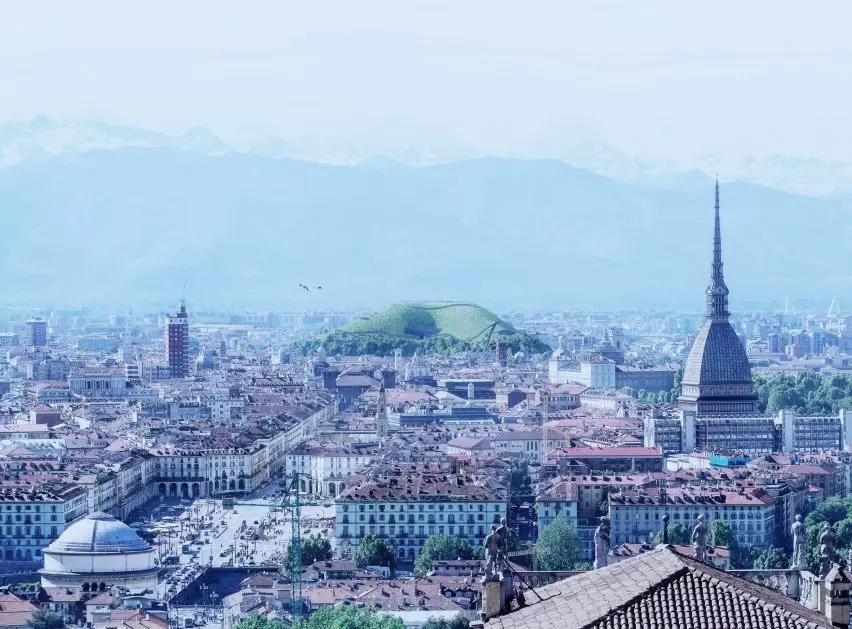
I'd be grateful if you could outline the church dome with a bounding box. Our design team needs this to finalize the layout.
[47,512,150,554]
[682,321,753,387]
[678,181,758,417]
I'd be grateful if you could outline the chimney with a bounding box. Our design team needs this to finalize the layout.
[824,565,852,628]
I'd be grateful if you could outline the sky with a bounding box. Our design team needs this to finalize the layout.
[2,1,852,162]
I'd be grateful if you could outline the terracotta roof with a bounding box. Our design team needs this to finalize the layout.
[553,447,662,458]
[0,594,37,628]
[485,547,831,629]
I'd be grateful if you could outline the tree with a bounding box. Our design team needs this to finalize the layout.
[510,459,533,506]
[835,518,852,551]
[236,615,287,629]
[354,534,397,575]
[654,522,690,546]
[805,496,851,529]
[534,514,582,571]
[671,364,684,399]
[415,534,481,574]
[706,520,761,569]
[27,612,65,629]
[753,547,790,570]
[707,521,735,548]
[293,606,404,629]
[735,544,762,570]
[421,615,471,629]
[284,532,332,569]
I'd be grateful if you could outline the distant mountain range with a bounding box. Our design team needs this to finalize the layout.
[4,116,852,198]
[0,116,233,168]
[1,143,850,312]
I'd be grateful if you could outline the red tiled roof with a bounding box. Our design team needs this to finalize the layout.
[485,547,832,629]
[553,447,661,458]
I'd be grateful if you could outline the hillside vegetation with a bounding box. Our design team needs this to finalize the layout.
[341,302,517,341]
[293,302,548,357]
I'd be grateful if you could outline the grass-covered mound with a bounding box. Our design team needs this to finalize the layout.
[341,302,517,341]
[294,302,549,357]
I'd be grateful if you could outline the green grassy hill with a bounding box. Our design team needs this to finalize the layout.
[342,302,518,341]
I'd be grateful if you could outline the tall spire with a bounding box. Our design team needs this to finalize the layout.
[706,179,730,320]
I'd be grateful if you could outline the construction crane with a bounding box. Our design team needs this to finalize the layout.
[222,471,310,621]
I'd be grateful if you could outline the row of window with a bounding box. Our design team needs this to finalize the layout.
[0,505,59,512]
[0,525,58,537]
[348,513,487,523]
[611,510,767,521]
[1,515,58,523]
[343,524,489,537]
[351,503,499,512]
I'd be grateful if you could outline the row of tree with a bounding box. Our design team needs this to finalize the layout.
[752,371,852,416]
[802,496,852,573]
[239,607,471,629]
[621,387,675,404]
[671,365,852,416]
[530,514,792,572]
[292,331,549,358]
[653,520,789,569]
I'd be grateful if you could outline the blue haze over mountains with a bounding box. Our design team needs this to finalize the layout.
[1,118,850,312]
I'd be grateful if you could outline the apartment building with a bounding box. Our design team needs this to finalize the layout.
[335,464,507,562]
[283,441,378,497]
[608,486,776,548]
[0,485,88,563]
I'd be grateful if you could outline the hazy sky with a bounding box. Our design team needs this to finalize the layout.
[3,1,852,161]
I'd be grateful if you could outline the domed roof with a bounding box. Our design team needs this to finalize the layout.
[47,512,150,554]
[682,320,753,387]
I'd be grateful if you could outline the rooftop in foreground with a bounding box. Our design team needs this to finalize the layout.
[485,546,833,629]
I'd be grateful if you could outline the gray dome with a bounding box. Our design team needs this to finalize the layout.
[683,320,753,386]
[47,512,150,554]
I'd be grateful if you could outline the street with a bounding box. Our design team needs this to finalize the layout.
[140,483,336,602]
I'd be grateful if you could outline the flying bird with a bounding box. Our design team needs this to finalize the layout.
[299,284,310,292]
[317,286,323,290]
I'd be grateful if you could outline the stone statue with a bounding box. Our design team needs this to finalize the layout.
[692,514,708,563]
[820,522,837,578]
[594,516,611,569]
[495,517,509,570]
[791,514,807,570]
[483,524,500,582]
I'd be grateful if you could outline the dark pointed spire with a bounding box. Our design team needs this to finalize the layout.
[706,179,730,320]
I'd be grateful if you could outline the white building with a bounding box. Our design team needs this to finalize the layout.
[336,464,507,563]
[40,512,158,593]
[283,441,378,497]
[0,485,88,563]
[490,430,570,464]
[69,369,127,398]
[608,487,776,548]
[549,354,616,389]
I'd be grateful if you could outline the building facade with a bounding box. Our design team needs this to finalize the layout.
[0,485,88,563]
[336,465,506,563]
[609,486,776,548]
[25,319,47,348]
[165,301,190,378]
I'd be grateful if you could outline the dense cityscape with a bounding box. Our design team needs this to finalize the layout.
[0,182,848,629]
[6,3,852,629]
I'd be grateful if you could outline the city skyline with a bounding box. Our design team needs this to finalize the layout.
[3,6,852,628]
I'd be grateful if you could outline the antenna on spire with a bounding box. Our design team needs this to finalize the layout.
[829,296,839,317]
[706,179,729,320]
[714,175,720,210]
